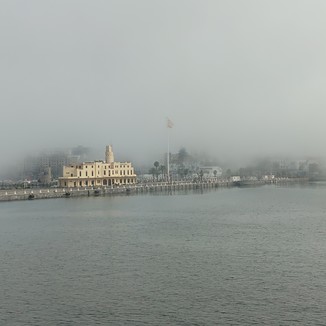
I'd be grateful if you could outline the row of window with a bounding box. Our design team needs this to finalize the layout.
[82,164,131,169]
[64,178,135,187]
[75,170,133,177]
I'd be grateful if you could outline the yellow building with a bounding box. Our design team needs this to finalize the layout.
[58,145,136,188]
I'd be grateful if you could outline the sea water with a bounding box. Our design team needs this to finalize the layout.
[1,184,326,325]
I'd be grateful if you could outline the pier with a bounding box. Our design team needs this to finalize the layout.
[0,178,308,202]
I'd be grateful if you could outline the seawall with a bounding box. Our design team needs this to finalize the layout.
[0,178,308,202]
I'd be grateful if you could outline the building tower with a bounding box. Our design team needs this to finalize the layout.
[105,145,114,164]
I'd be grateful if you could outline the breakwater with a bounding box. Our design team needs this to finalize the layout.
[0,178,308,202]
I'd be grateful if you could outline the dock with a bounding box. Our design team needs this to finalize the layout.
[0,178,308,202]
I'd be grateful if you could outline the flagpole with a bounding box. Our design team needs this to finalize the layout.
[166,118,173,183]
[167,126,170,182]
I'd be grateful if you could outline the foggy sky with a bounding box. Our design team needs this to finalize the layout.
[1,0,326,168]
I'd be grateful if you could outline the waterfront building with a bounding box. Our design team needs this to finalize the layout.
[58,145,137,188]
[199,166,223,178]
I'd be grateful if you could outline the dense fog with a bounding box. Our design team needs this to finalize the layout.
[1,0,326,171]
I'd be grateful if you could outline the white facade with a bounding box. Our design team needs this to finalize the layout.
[58,146,136,188]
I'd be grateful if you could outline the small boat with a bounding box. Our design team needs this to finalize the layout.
[28,194,35,200]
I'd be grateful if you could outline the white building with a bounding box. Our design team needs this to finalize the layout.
[58,145,136,188]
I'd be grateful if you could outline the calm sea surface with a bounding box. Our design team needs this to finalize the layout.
[1,184,326,325]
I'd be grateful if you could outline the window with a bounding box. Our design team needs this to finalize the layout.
[79,171,81,177]
[86,172,88,177]
[71,173,73,177]
[104,170,106,175]
[79,181,82,186]
[92,171,94,176]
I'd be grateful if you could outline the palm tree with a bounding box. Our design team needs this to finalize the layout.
[149,167,156,181]
[154,161,160,181]
[159,165,166,181]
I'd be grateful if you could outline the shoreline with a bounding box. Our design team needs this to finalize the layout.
[0,178,309,202]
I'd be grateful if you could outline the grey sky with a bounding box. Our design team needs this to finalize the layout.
[1,0,326,167]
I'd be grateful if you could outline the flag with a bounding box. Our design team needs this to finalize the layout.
[167,118,174,128]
